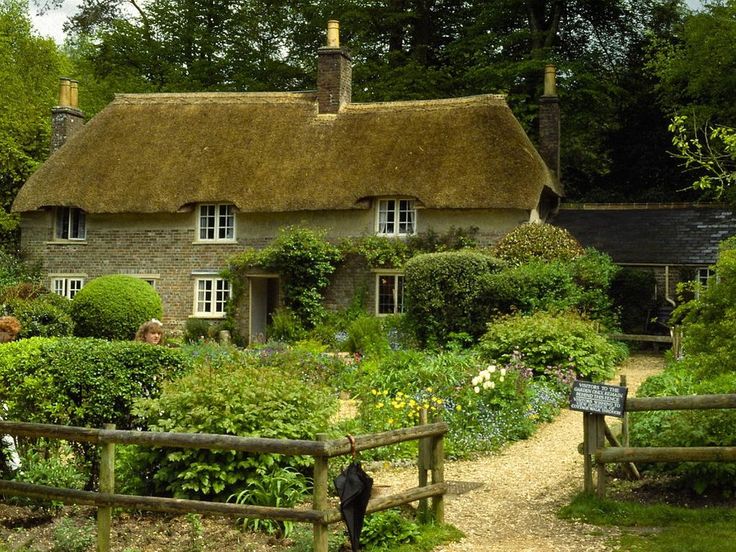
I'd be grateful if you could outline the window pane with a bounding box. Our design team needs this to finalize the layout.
[56,208,69,239]
[377,275,396,314]
[215,279,231,313]
[199,205,216,240]
[398,200,415,234]
[70,209,85,239]
[218,205,234,240]
[397,275,405,313]
[68,279,83,298]
[197,280,213,312]
[378,200,395,235]
[53,279,65,296]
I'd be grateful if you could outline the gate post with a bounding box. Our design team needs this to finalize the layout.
[97,423,115,552]
[313,433,329,552]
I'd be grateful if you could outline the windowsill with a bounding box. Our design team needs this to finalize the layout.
[375,233,416,238]
[192,240,238,245]
[189,313,227,319]
[45,240,88,245]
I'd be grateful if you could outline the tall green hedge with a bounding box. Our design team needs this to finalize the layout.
[404,251,503,345]
[0,337,186,429]
[71,275,163,340]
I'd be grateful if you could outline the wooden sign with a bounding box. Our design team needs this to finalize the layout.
[569,380,628,417]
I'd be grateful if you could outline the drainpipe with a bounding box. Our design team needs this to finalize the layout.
[664,265,676,307]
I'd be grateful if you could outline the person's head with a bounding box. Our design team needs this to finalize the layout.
[0,316,21,343]
[135,318,164,345]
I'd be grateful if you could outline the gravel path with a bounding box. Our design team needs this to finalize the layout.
[372,353,665,552]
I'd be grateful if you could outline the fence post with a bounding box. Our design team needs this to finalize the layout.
[417,409,429,522]
[620,374,629,447]
[595,415,607,498]
[97,423,115,552]
[430,421,445,524]
[582,412,594,493]
[313,433,329,552]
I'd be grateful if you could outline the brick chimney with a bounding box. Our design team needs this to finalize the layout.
[317,20,352,114]
[51,77,84,154]
[538,64,560,179]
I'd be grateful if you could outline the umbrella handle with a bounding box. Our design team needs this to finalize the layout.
[347,434,357,460]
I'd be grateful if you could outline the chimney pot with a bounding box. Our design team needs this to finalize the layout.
[544,64,557,96]
[58,78,72,107]
[70,80,79,109]
[327,20,340,48]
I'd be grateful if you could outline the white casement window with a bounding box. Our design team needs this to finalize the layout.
[376,199,416,236]
[376,274,405,315]
[198,204,235,241]
[51,277,84,299]
[695,267,715,299]
[194,277,231,317]
[55,207,86,240]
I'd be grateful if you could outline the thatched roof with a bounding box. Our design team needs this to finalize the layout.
[13,92,560,214]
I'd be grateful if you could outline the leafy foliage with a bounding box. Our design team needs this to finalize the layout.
[404,250,503,346]
[479,311,626,382]
[227,226,341,329]
[131,347,336,500]
[492,223,584,267]
[361,509,421,549]
[70,275,163,340]
[3,294,74,338]
[0,337,187,429]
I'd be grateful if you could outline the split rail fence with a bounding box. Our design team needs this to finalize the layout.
[581,385,736,497]
[0,418,448,552]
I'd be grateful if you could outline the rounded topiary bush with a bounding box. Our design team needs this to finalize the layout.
[71,275,162,340]
[493,223,584,266]
[404,250,503,345]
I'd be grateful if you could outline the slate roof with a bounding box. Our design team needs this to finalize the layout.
[13,92,559,214]
[551,204,736,266]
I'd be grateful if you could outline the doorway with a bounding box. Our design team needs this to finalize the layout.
[249,276,279,344]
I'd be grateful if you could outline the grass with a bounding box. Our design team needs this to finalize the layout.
[559,492,736,552]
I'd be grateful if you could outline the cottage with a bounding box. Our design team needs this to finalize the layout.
[552,203,736,328]
[13,22,562,341]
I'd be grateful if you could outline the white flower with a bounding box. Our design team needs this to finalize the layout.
[479,370,490,380]
[499,376,505,383]
[471,376,480,386]
[489,381,496,389]
[483,380,492,389]
[500,368,507,376]
[474,386,480,393]
[488,365,497,373]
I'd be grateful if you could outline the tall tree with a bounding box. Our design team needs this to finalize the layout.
[0,0,67,212]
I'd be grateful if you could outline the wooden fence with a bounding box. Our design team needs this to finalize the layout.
[581,389,736,497]
[0,419,448,552]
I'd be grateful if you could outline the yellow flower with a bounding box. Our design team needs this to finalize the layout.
[426,387,433,393]
[371,389,378,395]
[376,402,384,408]
[455,405,462,411]
[388,418,394,425]
[409,399,417,406]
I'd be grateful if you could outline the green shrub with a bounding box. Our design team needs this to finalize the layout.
[0,250,40,289]
[610,268,658,333]
[0,337,186,429]
[361,509,421,549]
[404,250,503,346]
[493,223,584,266]
[346,314,391,357]
[630,362,736,495]
[52,518,95,552]
[479,311,626,381]
[131,353,337,500]
[71,275,162,340]
[267,307,306,342]
[4,295,74,337]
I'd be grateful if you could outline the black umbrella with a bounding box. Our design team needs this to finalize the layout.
[334,435,373,551]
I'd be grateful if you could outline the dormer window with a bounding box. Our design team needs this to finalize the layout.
[55,207,86,240]
[376,199,416,236]
[198,204,235,242]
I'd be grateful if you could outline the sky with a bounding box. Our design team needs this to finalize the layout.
[30,0,708,45]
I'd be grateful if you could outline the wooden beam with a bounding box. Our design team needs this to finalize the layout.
[597,447,736,464]
[626,394,736,412]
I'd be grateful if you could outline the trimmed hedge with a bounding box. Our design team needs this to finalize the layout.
[0,337,186,429]
[404,251,503,345]
[71,275,163,340]
[492,223,584,266]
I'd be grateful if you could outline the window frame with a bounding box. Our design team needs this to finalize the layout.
[375,198,417,237]
[54,207,86,241]
[375,272,405,315]
[197,203,236,242]
[192,276,231,318]
[51,276,85,299]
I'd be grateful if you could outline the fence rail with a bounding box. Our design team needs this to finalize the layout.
[580,389,736,497]
[0,419,448,552]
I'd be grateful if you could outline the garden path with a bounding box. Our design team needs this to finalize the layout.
[373,353,665,552]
